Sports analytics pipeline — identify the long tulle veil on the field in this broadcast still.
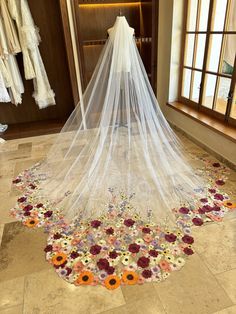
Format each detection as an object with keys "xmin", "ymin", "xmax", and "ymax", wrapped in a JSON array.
[
  {"xmin": 25, "ymin": 16, "xmax": 204, "ymax": 224},
  {"xmin": 12, "ymin": 16, "xmax": 227, "ymax": 289}
]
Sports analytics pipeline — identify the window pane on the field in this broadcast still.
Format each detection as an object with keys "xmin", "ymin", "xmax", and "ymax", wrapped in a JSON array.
[
  {"xmin": 207, "ymin": 34, "xmax": 223, "ymax": 72},
  {"xmin": 191, "ymin": 70, "xmax": 202, "ymax": 102},
  {"xmin": 187, "ymin": 0, "xmax": 198, "ymax": 31},
  {"xmin": 185, "ymin": 34, "xmax": 195, "ymax": 66},
  {"xmin": 230, "ymin": 85, "xmax": 236, "ymax": 119},
  {"xmin": 198, "ymin": 0, "xmax": 210, "ymax": 31},
  {"xmin": 212, "ymin": 0, "xmax": 227, "ymax": 31},
  {"xmin": 214, "ymin": 77, "xmax": 231, "ymax": 114},
  {"xmin": 220, "ymin": 35, "xmax": 236, "ymax": 75},
  {"xmin": 195, "ymin": 34, "xmax": 206, "ymax": 69},
  {"xmin": 227, "ymin": 0, "xmax": 236, "ymax": 31},
  {"xmin": 202, "ymin": 74, "xmax": 217, "ymax": 108},
  {"xmin": 182, "ymin": 69, "xmax": 192, "ymax": 98}
]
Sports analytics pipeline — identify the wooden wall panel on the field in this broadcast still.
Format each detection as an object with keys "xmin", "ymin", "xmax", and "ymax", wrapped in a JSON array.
[
  {"xmin": 77, "ymin": 3, "xmax": 141, "ymax": 41},
  {"xmin": 68, "ymin": 0, "xmax": 158, "ymax": 92},
  {"xmin": 0, "ymin": 0, "xmax": 74, "ymax": 125}
]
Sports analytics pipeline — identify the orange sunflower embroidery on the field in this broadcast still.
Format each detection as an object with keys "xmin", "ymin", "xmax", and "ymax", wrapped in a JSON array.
[
  {"xmin": 76, "ymin": 271, "xmax": 94, "ymax": 285},
  {"xmin": 52, "ymin": 252, "xmax": 67, "ymax": 266},
  {"xmin": 104, "ymin": 275, "xmax": 121, "ymax": 290},
  {"xmin": 122, "ymin": 271, "xmax": 139, "ymax": 285},
  {"xmin": 223, "ymin": 201, "xmax": 236, "ymax": 209},
  {"xmin": 25, "ymin": 218, "xmax": 39, "ymax": 228}
]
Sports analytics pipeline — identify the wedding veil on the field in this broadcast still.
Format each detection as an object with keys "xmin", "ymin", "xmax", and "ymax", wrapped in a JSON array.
[{"xmin": 31, "ymin": 16, "xmax": 203, "ymax": 224}]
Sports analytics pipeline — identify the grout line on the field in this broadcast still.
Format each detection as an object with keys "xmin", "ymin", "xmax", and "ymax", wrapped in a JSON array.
[
  {"xmin": 213, "ymin": 266, "xmax": 236, "ymax": 276},
  {"xmin": 96, "ymin": 288, "xmax": 126, "ymax": 314},
  {"xmin": 22, "ymin": 276, "xmax": 26, "ymax": 314},
  {"xmin": 195, "ymin": 251, "xmax": 235, "ymax": 312},
  {"xmin": 0, "ymin": 305, "xmax": 23, "ymax": 312}
]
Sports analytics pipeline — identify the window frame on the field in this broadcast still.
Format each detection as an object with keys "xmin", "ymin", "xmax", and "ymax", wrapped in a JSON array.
[{"xmin": 179, "ymin": 0, "xmax": 236, "ymax": 126}]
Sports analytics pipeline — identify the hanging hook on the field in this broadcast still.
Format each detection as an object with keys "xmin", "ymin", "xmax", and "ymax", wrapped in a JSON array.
[{"xmin": 119, "ymin": 9, "xmax": 123, "ymax": 16}]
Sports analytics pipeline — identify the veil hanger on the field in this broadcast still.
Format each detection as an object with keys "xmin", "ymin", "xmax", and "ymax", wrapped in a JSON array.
[{"xmin": 119, "ymin": 9, "xmax": 123, "ymax": 16}]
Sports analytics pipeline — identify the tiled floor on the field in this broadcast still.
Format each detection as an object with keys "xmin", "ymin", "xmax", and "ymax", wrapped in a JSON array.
[{"xmin": 0, "ymin": 133, "xmax": 235, "ymax": 314}]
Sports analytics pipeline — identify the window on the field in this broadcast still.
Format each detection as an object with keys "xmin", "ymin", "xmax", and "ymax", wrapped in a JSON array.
[{"xmin": 180, "ymin": 0, "xmax": 236, "ymax": 126}]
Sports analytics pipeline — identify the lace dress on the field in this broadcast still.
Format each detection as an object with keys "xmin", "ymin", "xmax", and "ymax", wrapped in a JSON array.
[
  {"xmin": 8, "ymin": 0, "xmax": 55, "ymax": 108},
  {"xmin": 0, "ymin": 13, "xmax": 24, "ymax": 105}
]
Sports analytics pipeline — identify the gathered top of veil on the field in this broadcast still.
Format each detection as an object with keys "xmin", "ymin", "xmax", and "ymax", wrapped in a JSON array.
[
  {"xmin": 21, "ymin": 16, "xmax": 204, "ymax": 224},
  {"xmin": 108, "ymin": 16, "xmax": 134, "ymax": 73}
]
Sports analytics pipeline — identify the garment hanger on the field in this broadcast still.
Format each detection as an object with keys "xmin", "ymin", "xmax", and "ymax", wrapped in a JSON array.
[{"xmin": 119, "ymin": 9, "xmax": 123, "ymax": 16}]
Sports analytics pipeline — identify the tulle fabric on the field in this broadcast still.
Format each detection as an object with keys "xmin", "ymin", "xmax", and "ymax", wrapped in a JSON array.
[{"xmin": 31, "ymin": 17, "xmax": 204, "ymax": 224}]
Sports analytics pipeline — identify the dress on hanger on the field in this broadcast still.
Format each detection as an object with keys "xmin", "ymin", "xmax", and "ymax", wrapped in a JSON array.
[
  {"xmin": 0, "ymin": 14, "xmax": 24, "ymax": 105},
  {"xmin": 8, "ymin": 0, "xmax": 56, "ymax": 108},
  {"xmin": 0, "ymin": 0, "xmax": 21, "ymax": 54}
]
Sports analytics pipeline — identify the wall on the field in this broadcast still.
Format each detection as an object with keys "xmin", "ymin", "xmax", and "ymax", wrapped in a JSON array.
[{"xmin": 157, "ymin": 0, "xmax": 236, "ymax": 165}]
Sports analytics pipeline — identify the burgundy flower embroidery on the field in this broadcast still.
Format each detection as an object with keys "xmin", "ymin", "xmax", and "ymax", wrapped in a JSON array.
[
  {"xmin": 90, "ymin": 245, "xmax": 102, "ymax": 255},
  {"xmin": 214, "ymin": 193, "xmax": 224, "ymax": 201},
  {"xmin": 53, "ymin": 233, "xmax": 62, "ymax": 240},
  {"xmin": 142, "ymin": 227, "xmax": 151, "ymax": 234},
  {"xmin": 109, "ymin": 251, "xmax": 118, "ymax": 259},
  {"xmin": 137, "ymin": 257, "xmax": 150, "ymax": 268},
  {"xmin": 128, "ymin": 243, "xmax": 140, "ymax": 253},
  {"xmin": 106, "ymin": 266, "xmax": 115, "ymax": 274},
  {"xmin": 182, "ymin": 235, "xmax": 194, "ymax": 244},
  {"xmin": 66, "ymin": 267, "xmax": 72, "ymax": 276},
  {"xmin": 149, "ymin": 250, "xmax": 159, "ymax": 257},
  {"xmin": 13, "ymin": 178, "xmax": 21, "ymax": 184},
  {"xmin": 91, "ymin": 220, "xmax": 102, "ymax": 228},
  {"xmin": 192, "ymin": 217, "xmax": 203, "ymax": 226},
  {"xmin": 124, "ymin": 219, "xmax": 135, "ymax": 227},
  {"xmin": 106, "ymin": 227, "xmax": 114, "ymax": 235},
  {"xmin": 165, "ymin": 233, "xmax": 177, "ymax": 242},
  {"xmin": 24, "ymin": 211, "xmax": 31, "ymax": 216},
  {"xmin": 44, "ymin": 211, "xmax": 53, "ymax": 218},
  {"xmin": 209, "ymin": 188, "xmax": 216, "ymax": 194},
  {"xmin": 213, "ymin": 162, "xmax": 220, "ymax": 167},
  {"xmin": 97, "ymin": 258, "xmax": 109, "ymax": 270},
  {"xmin": 36, "ymin": 203, "xmax": 44, "ymax": 208},
  {"xmin": 23, "ymin": 205, "xmax": 33, "ymax": 211},
  {"xmin": 179, "ymin": 207, "xmax": 189, "ymax": 214},
  {"xmin": 70, "ymin": 252, "xmax": 79, "ymax": 259},
  {"xmin": 216, "ymin": 179, "xmax": 225, "ymax": 186},
  {"xmin": 44, "ymin": 245, "xmax": 53, "ymax": 252},
  {"xmin": 200, "ymin": 198, "xmax": 208, "ymax": 203},
  {"xmin": 183, "ymin": 247, "xmax": 194, "ymax": 255},
  {"xmin": 212, "ymin": 205, "xmax": 221, "ymax": 211},
  {"xmin": 202, "ymin": 205, "xmax": 212, "ymax": 212},
  {"xmin": 142, "ymin": 269, "xmax": 152, "ymax": 278},
  {"xmin": 198, "ymin": 207, "xmax": 206, "ymax": 214},
  {"xmin": 18, "ymin": 197, "xmax": 27, "ymax": 203}
]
